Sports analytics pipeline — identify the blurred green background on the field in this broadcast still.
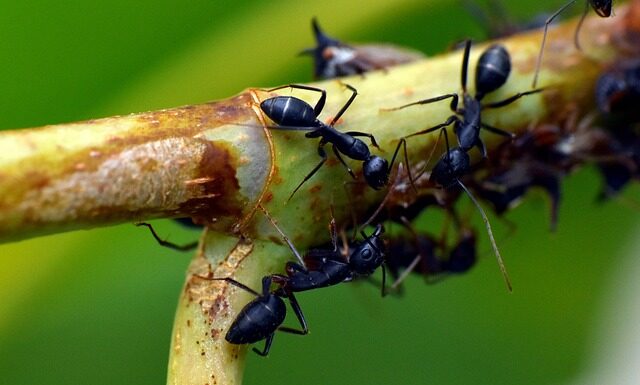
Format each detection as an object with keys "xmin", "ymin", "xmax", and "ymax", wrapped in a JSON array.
[{"xmin": 1, "ymin": 1, "xmax": 639, "ymax": 384}]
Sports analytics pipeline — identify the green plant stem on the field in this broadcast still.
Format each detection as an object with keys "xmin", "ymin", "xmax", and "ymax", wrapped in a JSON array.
[{"xmin": 0, "ymin": 2, "xmax": 637, "ymax": 384}]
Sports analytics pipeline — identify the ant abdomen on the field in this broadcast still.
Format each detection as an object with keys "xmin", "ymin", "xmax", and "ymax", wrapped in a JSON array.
[
  {"xmin": 475, "ymin": 44, "xmax": 511, "ymax": 99},
  {"xmin": 226, "ymin": 295, "xmax": 287, "ymax": 344},
  {"xmin": 260, "ymin": 96, "xmax": 317, "ymax": 127}
]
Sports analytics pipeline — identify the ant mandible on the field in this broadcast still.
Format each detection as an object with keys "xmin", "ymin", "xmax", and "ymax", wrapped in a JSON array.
[
  {"xmin": 531, "ymin": 0, "xmax": 613, "ymax": 88},
  {"xmin": 260, "ymin": 83, "xmax": 399, "ymax": 201},
  {"xmin": 385, "ymin": 40, "xmax": 542, "ymax": 169}
]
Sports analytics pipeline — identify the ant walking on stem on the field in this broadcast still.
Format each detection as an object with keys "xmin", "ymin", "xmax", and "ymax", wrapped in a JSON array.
[
  {"xmin": 195, "ymin": 274, "xmax": 309, "ymax": 357},
  {"xmin": 383, "ymin": 40, "xmax": 541, "ymax": 291},
  {"xmin": 260, "ymin": 83, "xmax": 402, "ymax": 201}
]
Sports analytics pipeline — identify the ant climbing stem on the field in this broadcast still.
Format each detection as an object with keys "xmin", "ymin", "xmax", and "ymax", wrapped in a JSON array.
[
  {"xmin": 531, "ymin": 0, "xmax": 613, "ymax": 88},
  {"xmin": 135, "ymin": 222, "xmax": 198, "ymax": 252},
  {"xmin": 383, "ymin": 40, "xmax": 542, "ymax": 173},
  {"xmin": 259, "ymin": 83, "xmax": 392, "ymax": 201},
  {"xmin": 195, "ymin": 274, "xmax": 308, "ymax": 357},
  {"xmin": 258, "ymin": 205, "xmax": 308, "ymax": 270}
]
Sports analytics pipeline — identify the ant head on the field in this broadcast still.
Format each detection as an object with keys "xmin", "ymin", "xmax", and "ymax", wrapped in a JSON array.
[
  {"xmin": 430, "ymin": 147, "xmax": 470, "ymax": 188},
  {"xmin": 349, "ymin": 224, "xmax": 385, "ymax": 275},
  {"xmin": 475, "ymin": 45, "xmax": 511, "ymax": 100},
  {"xmin": 590, "ymin": 0, "xmax": 612, "ymax": 17},
  {"xmin": 363, "ymin": 156, "xmax": 389, "ymax": 189}
]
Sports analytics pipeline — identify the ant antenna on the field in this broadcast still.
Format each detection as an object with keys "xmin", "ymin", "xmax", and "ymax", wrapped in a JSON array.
[
  {"xmin": 532, "ymin": 0, "xmax": 578, "ymax": 88},
  {"xmin": 457, "ymin": 180, "xmax": 512, "ymax": 292},
  {"xmin": 258, "ymin": 205, "xmax": 308, "ymax": 269}
]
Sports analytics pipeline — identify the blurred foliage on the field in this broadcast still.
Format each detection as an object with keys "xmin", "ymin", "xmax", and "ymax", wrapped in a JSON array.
[{"xmin": 0, "ymin": 0, "xmax": 638, "ymax": 384}]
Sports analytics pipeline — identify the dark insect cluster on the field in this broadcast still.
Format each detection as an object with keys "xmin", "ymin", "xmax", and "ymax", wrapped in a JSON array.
[{"xmin": 136, "ymin": 1, "xmax": 640, "ymax": 360}]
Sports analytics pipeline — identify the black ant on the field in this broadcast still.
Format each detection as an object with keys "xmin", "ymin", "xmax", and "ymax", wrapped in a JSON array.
[
  {"xmin": 259, "ymin": 205, "xmax": 388, "ymax": 296},
  {"xmin": 300, "ymin": 18, "xmax": 424, "ymax": 80},
  {"xmin": 196, "ymin": 274, "xmax": 308, "ymax": 356},
  {"xmin": 386, "ymin": 40, "xmax": 542, "ymax": 162},
  {"xmin": 532, "ymin": 0, "xmax": 613, "ymax": 88},
  {"xmin": 260, "ymin": 83, "xmax": 399, "ymax": 200}
]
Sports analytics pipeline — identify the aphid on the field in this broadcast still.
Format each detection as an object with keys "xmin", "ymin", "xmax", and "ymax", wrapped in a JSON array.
[
  {"xmin": 173, "ymin": 217, "xmax": 203, "ymax": 229},
  {"xmin": 388, "ymin": 225, "xmax": 477, "ymax": 290},
  {"xmin": 136, "ymin": 222, "xmax": 198, "ymax": 252},
  {"xmin": 300, "ymin": 18, "xmax": 424, "ymax": 80},
  {"xmin": 261, "ymin": 83, "xmax": 398, "ymax": 200},
  {"xmin": 386, "ymin": 40, "xmax": 542, "ymax": 160},
  {"xmin": 595, "ymin": 60, "xmax": 640, "ymax": 117},
  {"xmin": 532, "ymin": 0, "xmax": 613, "ymax": 88},
  {"xmin": 200, "ymin": 275, "xmax": 308, "ymax": 356},
  {"xmin": 595, "ymin": 127, "xmax": 640, "ymax": 199},
  {"xmin": 260, "ymin": 205, "xmax": 388, "ymax": 296},
  {"xmin": 475, "ymin": 159, "xmax": 562, "ymax": 231}
]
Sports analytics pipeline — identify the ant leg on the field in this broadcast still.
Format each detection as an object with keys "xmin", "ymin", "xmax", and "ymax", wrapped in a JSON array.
[
  {"xmin": 332, "ymin": 144, "xmax": 356, "ymax": 179},
  {"xmin": 532, "ymin": 0, "xmax": 578, "ymax": 88},
  {"xmin": 480, "ymin": 122, "xmax": 516, "ymax": 139},
  {"xmin": 203, "ymin": 277, "xmax": 261, "ymax": 297},
  {"xmin": 288, "ymin": 142, "xmax": 328, "ymax": 202},
  {"xmin": 357, "ymin": 163, "xmax": 406, "ymax": 233},
  {"xmin": 278, "ymin": 291, "xmax": 309, "ymax": 335},
  {"xmin": 380, "ymin": 264, "xmax": 388, "ymax": 297},
  {"xmin": 391, "ymin": 254, "xmax": 421, "ymax": 290},
  {"xmin": 258, "ymin": 205, "xmax": 307, "ymax": 269},
  {"xmin": 461, "ymin": 40, "xmax": 472, "ymax": 93},
  {"xmin": 265, "ymin": 84, "xmax": 327, "ymax": 117},
  {"xmin": 482, "ymin": 89, "xmax": 544, "ymax": 109},
  {"xmin": 329, "ymin": 83, "xmax": 358, "ymax": 126},
  {"xmin": 381, "ymin": 93, "xmax": 458, "ymax": 112},
  {"xmin": 345, "ymin": 131, "xmax": 380, "ymax": 149},
  {"xmin": 386, "ymin": 138, "xmax": 415, "ymax": 192},
  {"xmin": 253, "ymin": 333, "xmax": 274, "ymax": 356},
  {"xmin": 136, "ymin": 222, "xmax": 198, "ymax": 251},
  {"xmin": 574, "ymin": 0, "xmax": 590, "ymax": 51},
  {"xmin": 475, "ymin": 138, "xmax": 488, "ymax": 158},
  {"xmin": 405, "ymin": 115, "xmax": 458, "ymax": 140},
  {"xmin": 328, "ymin": 207, "xmax": 339, "ymax": 252},
  {"xmin": 457, "ymin": 180, "xmax": 512, "ymax": 292}
]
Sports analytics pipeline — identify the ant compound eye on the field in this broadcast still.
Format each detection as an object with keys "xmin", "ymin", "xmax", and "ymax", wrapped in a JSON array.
[
  {"xmin": 363, "ymin": 156, "xmax": 389, "ymax": 189},
  {"xmin": 361, "ymin": 248, "xmax": 372, "ymax": 260}
]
